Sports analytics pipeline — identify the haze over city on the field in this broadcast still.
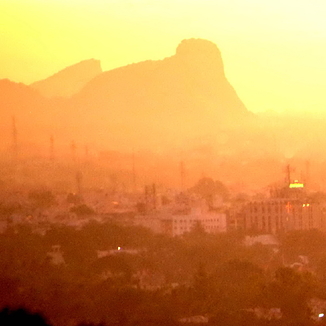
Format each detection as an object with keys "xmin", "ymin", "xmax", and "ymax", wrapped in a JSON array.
[{"xmin": 2, "ymin": 1, "xmax": 326, "ymax": 326}]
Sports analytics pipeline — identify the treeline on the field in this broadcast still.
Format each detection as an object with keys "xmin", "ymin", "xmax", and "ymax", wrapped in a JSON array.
[{"xmin": 1, "ymin": 222, "xmax": 326, "ymax": 326}]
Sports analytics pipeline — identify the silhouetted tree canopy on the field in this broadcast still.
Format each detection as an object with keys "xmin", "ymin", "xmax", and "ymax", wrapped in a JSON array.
[
  {"xmin": 190, "ymin": 177, "xmax": 229, "ymax": 206},
  {"xmin": 281, "ymin": 229, "xmax": 326, "ymax": 264},
  {"xmin": 0, "ymin": 203, "xmax": 22, "ymax": 217},
  {"xmin": 28, "ymin": 189, "xmax": 56, "ymax": 208},
  {"xmin": 70, "ymin": 204, "xmax": 95, "ymax": 216},
  {"xmin": 66, "ymin": 192, "xmax": 83, "ymax": 205},
  {"xmin": 0, "ymin": 307, "xmax": 51, "ymax": 326},
  {"xmin": 0, "ymin": 219, "xmax": 325, "ymax": 326},
  {"xmin": 263, "ymin": 267, "xmax": 315, "ymax": 323}
]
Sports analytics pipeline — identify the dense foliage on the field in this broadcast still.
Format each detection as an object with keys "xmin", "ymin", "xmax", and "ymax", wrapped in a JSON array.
[{"xmin": 0, "ymin": 222, "xmax": 326, "ymax": 326}]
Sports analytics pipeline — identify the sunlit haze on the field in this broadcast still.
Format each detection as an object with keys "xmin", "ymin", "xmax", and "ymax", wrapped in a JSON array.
[
  {"xmin": 3, "ymin": 2, "xmax": 326, "ymax": 325},
  {"xmin": 1, "ymin": 0, "xmax": 326, "ymax": 114}
]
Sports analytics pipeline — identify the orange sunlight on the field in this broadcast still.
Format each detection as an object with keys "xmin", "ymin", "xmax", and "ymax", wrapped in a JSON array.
[{"xmin": 1, "ymin": 0, "xmax": 326, "ymax": 114}]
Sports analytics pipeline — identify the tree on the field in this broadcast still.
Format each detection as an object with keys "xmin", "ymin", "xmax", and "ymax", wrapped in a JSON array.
[
  {"xmin": 70, "ymin": 204, "xmax": 95, "ymax": 216},
  {"xmin": 66, "ymin": 193, "xmax": 82, "ymax": 205},
  {"xmin": 213, "ymin": 259, "xmax": 264, "ymax": 312},
  {"xmin": 0, "ymin": 307, "xmax": 51, "ymax": 326},
  {"xmin": 263, "ymin": 267, "xmax": 315, "ymax": 323},
  {"xmin": 28, "ymin": 189, "xmax": 56, "ymax": 209},
  {"xmin": 280, "ymin": 229, "xmax": 326, "ymax": 265},
  {"xmin": 91, "ymin": 255, "xmax": 133, "ymax": 284},
  {"xmin": 0, "ymin": 202, "xmax": 22, "ymax": 218},
  {"xmin": 190, "ymin": 177, "xmax": 229, "ymax": 207}
]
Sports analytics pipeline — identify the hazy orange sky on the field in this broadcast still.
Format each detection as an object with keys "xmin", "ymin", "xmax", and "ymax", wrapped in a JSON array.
[{"xmin": 1, "ymin": 0, "xmax": 326, "ymax": 114}]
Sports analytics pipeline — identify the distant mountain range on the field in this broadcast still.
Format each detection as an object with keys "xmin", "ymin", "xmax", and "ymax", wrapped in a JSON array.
[
  {"xmin": 2, "ymin": 38, "xmax": 326, "ymax": 190},
  {"xmin": 0, "ymin": 38, "xmax": 251, "ymax": 151},
  {"xmin": 71, "ymin": 39, "xmax": 248, "ymax": 117},
  {"xmin": 30, "ymin": 59, "xmax": 102, "ymax": 98}
]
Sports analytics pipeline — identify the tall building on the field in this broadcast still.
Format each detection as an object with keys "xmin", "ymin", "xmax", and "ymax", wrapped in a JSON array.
[{"xmin": 239, "ymin": 181, "xmax": 326, "ymax": 234}]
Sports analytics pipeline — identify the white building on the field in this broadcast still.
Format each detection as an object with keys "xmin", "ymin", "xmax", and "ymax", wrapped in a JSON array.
[{"xmin": 134, "ymin": 205, "xmax": 227, "ymax": 237}]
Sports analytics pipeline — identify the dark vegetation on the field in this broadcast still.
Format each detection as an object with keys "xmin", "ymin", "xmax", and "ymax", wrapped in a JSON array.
[{"xmin": 1, "ymin": 222, "xmax": 326, "ymax": 326}]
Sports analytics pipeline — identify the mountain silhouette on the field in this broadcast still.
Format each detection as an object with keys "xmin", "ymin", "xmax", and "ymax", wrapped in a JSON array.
[
  {"xmin": 0, "ymin": 38, "xmax": 251, "ymax": 151},
  {"xmin": 72, "ymin": 39, "xmax": 248, "ymax": 119},
  {"xmin": 65, "ymin": 38, "xmax": 250, "ymax": 148},
  {"xmin": 30, "ymin": 59, "xmax": 102, "ymax": 98},
  {"xmin": 0, "ymin": 79, "xmax": 65, "ymax": 150},
  {"xmin": 0, "ymin": 79, "xmax": 48, "ymax": 121}
]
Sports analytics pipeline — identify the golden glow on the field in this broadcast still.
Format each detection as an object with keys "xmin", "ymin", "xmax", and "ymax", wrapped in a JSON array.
[
  {"xmin": 286, "ymin": 202, "xmax": 292, "ymax": 213},
  {"xmin": 289, "ymin": 182, "xmax": 304, "ymax": 188},
  {"xmin": 1, "ymin": 0, "xmax": 326, "ymax": 113}
]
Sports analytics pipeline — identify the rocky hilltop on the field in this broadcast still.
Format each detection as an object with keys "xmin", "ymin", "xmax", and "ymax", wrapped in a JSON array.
[
  {"xmin": 73, "ymin": 39, "xmax": 248, "ymax": 120},
  {"xmin": 0, "ymin": 38, "xmax": 251, "ymax": 151},
  {"xmin": 30, "ymin": 59, "xmax": 102, "ymax": 98}
]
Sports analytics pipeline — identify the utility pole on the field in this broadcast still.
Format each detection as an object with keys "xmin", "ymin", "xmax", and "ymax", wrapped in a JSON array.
[
  {"xmin": 84, "ymin": 145, "xmax": 89, "ymax": 163},
  {"xmin": 70, "ymin": 140, "xmax": 76, "ymax": 164},
  {"xmin": 305, "ymin": 160, "xmax": 310, "ymax": 189},
  {"xmin": 11, "ymin": 116, "xmax": 18, "ymax": 163},
  {"xmin": 132, "ymin": 151, "xmax": 136, "ymax": 193},
  {"xmin": 286, "ymin": 164, "xmax": 291, "ymax": 186},
  {"xmin": 50, "ymin": 135, "xmax": 54, "ymax": 162},
  {"xmin": 180, "ymin": 160, "xmax": 185, "ymax": 191},
  {"xmin": 152, "ymin": 183, "xmax": 156, "ymax": 210},
  {"xmin": 76, "ymin": 170, "xmax": 83, "ymax": 195}
]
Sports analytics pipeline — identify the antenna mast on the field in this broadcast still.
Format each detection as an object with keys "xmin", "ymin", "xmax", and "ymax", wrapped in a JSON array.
[
  {"xmin": 11, "ymin": 116, "xmax": 18, "ymax": 162},
  {"xmin": 180, "ymin": 160, "xmax": 185, "ymax": 191},
  {"xmin": 50, "ymin": 135, "xmax": 54, "ymax": 161}
]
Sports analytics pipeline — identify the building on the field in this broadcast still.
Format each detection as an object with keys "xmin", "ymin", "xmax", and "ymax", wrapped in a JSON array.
[
  {"xmin": 239, "ymin": 180, "xmax": 326, "ymax": 234},
  {"xmin": 134, "ymin": 205, "xmax": 226, "ymax": 237}
]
